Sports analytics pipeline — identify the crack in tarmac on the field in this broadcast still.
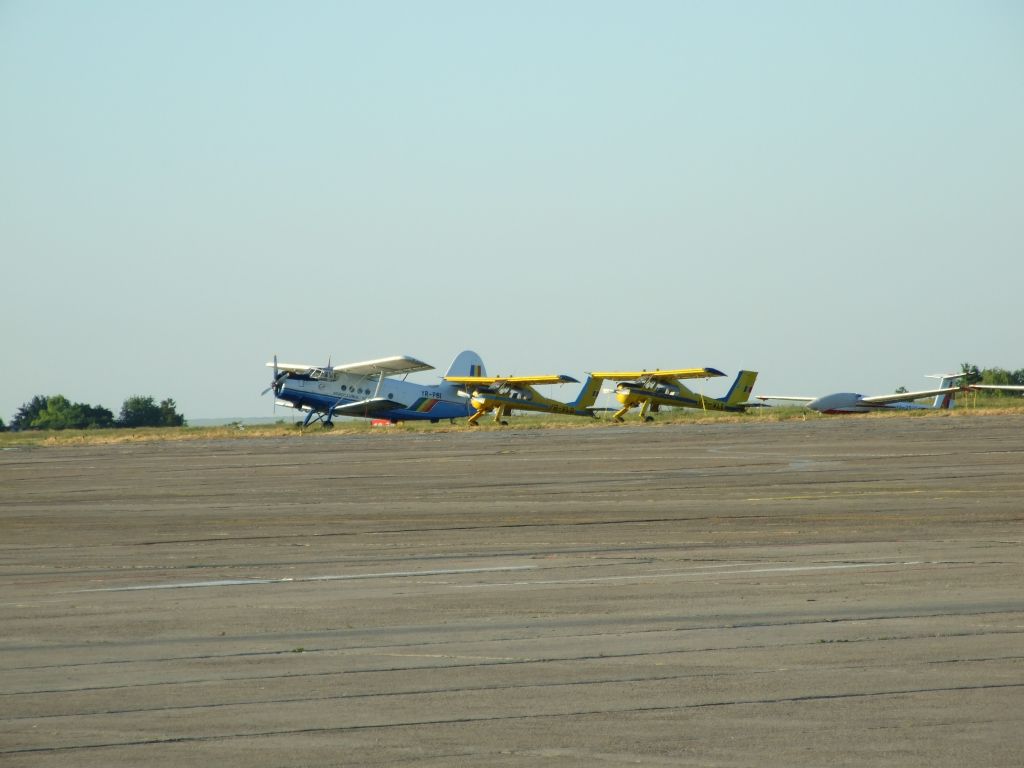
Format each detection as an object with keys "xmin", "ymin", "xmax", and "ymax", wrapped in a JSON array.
[{"xmin": 5, "ymin": 683, "xmax": 1022, "ymax": 755}]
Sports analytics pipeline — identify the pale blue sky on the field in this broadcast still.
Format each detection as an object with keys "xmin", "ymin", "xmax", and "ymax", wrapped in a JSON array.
[{"xmin": 2, "ymin": 2, "xmax": 1022, "ymax": 421}]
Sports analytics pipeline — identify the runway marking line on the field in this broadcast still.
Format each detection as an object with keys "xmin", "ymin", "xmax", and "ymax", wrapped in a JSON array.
[
  {"xmin": 457, "ymin": 561, "xmax": 928, "ymax": 588},
  {"xmin": 75, "ymin": 565, "xmax": 538, "ymax": 593}
]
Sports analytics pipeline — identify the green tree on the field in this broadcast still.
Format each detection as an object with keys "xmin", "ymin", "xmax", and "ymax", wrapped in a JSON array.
[
  {"xmin": 31, "ymin": 395, "xmax": 78, "ymax": 430},
  {"xmin": 0, "ymin": 417, "xmax": 6, "ymax": 432},
  {"xmin": 117, "ymin": 396, "xmax": 185, "ymax": 427},
  {"xmin": 977, "ymin": 366, "xmax": 1024, "ymax": 396},
  {"xmin": 982, "ymin": 367, "xmax": 1013, "ymax": 387},
  {"xmin": 158, "ymin": 398, "xmax": 186, "ymax": 427},
  {"xmin": 11, "ymin": 395, "xmax": 50, "ymax": 430},
  {"xmin": 117, "ymin": 396, "xmax": 162, "ymax": 427},
  {"xmin": 29, "ymin": 395, "xmax": 115, "ymax": 430},
  {"xmin": 960, "ymin": 362, "xmax": 982, "ymax": 385},
  {"xmin": 77, "ymin": 403, "xmax": 116, "ymax": 429}
]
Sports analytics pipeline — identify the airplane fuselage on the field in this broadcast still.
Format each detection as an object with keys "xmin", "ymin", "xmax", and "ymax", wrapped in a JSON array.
[
  {"xmin": 469, "ymin": 388, "xmax": 594, "ymax": 418},
  {"xmin": 807, "ymin": 393, "xmax": 938, "ymax": 414},
  {"xmin": 615, "ymin": 385, "xmax": 746, "ymax": 413},
  {"xmin": 277, "ymin": 372, "xmax": 470, "ymax": 422}
]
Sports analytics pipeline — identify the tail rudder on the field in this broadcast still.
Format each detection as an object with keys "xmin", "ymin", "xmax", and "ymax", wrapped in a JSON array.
[
  {"xmin": 720, "ymin": 370, "xmax": 759, "ymax": 407},
  {"xmin": 927, "ymin": 372, "xmax": 963, "ymax": 409},
  {"xmin": 571, "ymin": 374, "xmax": 605, "ymax": 411},
  {"xmin": 444, "ymin": 350, "xmax": 486, "ymax": 378},
  {"xmin": 441, "ymin": 351, "xmax": 485, "ymax": 405}
]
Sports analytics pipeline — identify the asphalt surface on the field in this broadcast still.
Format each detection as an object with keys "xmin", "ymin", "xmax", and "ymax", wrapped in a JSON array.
[{"xmin": 2, "ymin": 415, "xmax": 1023, "ymax": 766}]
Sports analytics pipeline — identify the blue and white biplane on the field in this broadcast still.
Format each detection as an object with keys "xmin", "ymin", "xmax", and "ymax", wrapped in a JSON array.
[{"xmin": 263, "ymin": 350, "xmax": 485, "ymax": 427}]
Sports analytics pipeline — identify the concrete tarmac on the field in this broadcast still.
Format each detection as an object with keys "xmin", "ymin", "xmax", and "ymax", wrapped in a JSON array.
[{"xmin": 2, "ymin": 415, "xmax": 1022, "ymax": 766}]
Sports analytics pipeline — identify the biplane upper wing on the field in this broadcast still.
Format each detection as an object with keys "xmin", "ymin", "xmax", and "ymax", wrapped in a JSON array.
[
  {"xmin": 332, "ymin": 356, "xmax": 433, "ymax": 376},
  {"xmin": 269, "ymin": 361, "xmax": 320, "ymax": 375},
  {"xmin": 589, "ymin": 368, "xmax": 726, "ymax": 381},
  {"xmin": 267, "ymin": 355, "xmax": 433, "ymax": 377},
  {"xmin": 445, "ymin": 375, "xmax": 579, "ymax": 386}
]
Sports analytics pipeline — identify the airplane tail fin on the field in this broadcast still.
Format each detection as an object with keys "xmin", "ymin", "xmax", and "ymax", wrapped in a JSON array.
[
  {"xmin": 926, "ymin": 373, "xmax": 964, "ymax": 409},
  {"xmin": 721, "ymin": 370, "xmax": 759, "ymax": 407},
  {"xmin": 444, "ymin": 350, "xmax": 486, "ymax": 378},
  {"xmin": 442, "ymin": 351, "xmax": 486, "ymax": 414},
  {"xmin": 672, "ymin": 370, "xmax": 758, "ymax": 409},
  {"xmin": 571, "ymin": 374, "xmax": 605, "ymax": 410}
]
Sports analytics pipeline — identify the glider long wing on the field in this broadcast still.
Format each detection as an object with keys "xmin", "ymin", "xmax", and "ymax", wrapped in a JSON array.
[{"xmin": 859, "ymin": 386, "xmax": 962, "ymax": 405}]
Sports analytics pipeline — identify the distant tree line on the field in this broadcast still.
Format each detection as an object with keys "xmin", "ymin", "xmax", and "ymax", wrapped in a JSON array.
[
  {"xmin": 2, "ymin": 395, "xmax": 185, "ymax": 432},
  {"xmin": 961, "ymin": 363, "xmax": 1024, "ymax": 390}
]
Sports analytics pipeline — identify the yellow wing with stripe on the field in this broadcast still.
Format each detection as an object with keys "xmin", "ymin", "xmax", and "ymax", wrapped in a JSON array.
[
  {"xmin": 445, "ymin": 375, "xmax": 578, "ymax": 386},
  {"xmin": 588, "ymin": 368, "xmax": 725, "ymax": 381}
]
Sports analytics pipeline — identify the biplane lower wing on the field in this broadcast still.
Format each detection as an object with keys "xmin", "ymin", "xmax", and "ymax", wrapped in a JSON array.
[{"xmin": 331, "ymin": 397, "xmax": 408, "ymax": 416}]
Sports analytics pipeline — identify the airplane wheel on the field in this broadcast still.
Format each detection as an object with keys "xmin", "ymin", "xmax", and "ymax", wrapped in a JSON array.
[
  {"xmin": 500, "ymin": 420, "xmax": 509, "ymax": 426},
  {"xmin": 644, "ymin": 416, "xmax": 654, "ymax": 423},
  {"xmin": 323, "ymin": 422, "xmax": 334, "ymax": 429}
]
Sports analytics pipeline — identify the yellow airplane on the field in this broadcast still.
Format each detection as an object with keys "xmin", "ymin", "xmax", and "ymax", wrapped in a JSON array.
[
  {"xmin": 443, "ymin": 373, "xmax": 605, "ymax": 426},
  {"xmin": 591, "ymin": 368, "xmax": 759, "ymax": 422}
]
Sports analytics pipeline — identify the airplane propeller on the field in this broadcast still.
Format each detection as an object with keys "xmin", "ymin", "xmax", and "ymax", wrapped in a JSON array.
[{"xmin": 262, "ymin": 355, "xmax": 289, "ymax": 396}]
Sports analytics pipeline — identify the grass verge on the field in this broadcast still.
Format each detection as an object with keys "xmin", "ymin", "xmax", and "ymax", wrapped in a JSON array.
[{"xmin": 2, "ymin": 397, "xmax": 1022, "ymax": 448}]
